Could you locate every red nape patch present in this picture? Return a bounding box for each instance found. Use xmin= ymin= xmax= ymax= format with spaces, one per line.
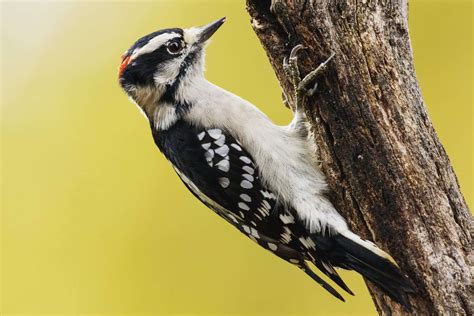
xmin=118 ymin=55 xmax=132 ymax=78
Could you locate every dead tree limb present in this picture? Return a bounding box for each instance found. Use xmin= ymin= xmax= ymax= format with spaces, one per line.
xmin=245 ymin=1 xmax=472 ymax=314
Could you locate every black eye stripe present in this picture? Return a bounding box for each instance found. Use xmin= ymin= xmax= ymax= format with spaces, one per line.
xmin=120 ymin=44 xmax=179 ymax=86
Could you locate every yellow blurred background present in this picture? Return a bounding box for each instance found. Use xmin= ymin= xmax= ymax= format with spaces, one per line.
xmin=1 ymin=0 xmax=471 ymax=315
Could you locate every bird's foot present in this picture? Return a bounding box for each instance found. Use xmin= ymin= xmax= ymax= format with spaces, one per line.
xmin=283 ymin=45 xmax=335 ymax=112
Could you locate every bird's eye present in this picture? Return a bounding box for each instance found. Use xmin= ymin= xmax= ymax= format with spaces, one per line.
xmin=166 ymin=41 xmax=184 ymax=54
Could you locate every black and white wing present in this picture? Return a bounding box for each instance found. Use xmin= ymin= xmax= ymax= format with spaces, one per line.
xmin=152 ymin=120 xmax=351 ymax=300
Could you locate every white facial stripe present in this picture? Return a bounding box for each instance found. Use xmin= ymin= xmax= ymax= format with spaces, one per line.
xmin=183 ymin=27 xmax=201 ymax=44
xmin=132 ymin=32 xmax=180 ymax=59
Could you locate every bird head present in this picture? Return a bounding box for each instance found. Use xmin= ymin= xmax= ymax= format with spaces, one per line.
xmin=118 ymin=18 xmax=225 ymax=114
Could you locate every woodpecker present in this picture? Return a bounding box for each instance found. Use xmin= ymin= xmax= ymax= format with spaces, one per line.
xmin=118 ymin=18 xmax=414 ymax=306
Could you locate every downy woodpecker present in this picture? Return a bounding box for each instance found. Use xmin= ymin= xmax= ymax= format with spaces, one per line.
xmin=118 ymin=18 xmax=414 ymax=306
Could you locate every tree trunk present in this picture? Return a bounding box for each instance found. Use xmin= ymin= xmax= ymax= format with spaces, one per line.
xmin=245 ymin=0 xmax=472 ymax=314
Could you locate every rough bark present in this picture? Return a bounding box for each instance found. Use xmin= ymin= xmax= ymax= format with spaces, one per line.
xmin=245 ymin=0 xmax=472 ymax=314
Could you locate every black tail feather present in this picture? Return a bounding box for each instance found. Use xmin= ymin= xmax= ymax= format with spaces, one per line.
xmin=309 ymin=232 xmax=415 ymax=308
xmin=333 ymin=234 xmax=415 ymax=309
xmin=300 ymin=262 xmax=345 ymax=302
xmin=310 ymin=256 xmax=354 ymax=295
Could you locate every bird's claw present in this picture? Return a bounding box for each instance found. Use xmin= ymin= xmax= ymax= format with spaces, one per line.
xmin=282 ymin=44 xmax=335 ymax=111
xmin=289 ymin=44 xmax=305 ymax=59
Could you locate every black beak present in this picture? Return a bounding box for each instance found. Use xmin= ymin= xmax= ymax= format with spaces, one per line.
xmin=197 ymin=17 xmax=226 ymax=44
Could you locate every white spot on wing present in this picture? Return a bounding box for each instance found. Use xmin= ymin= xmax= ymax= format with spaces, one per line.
xmin=280 ymin=232 xmax=292 ymax=244
xmin=280 ymin=213 xmax=295 ymax=224
xmin=242 ymin=165 xmax=254 ymax=175
xmin=201 ymin=143 xmax=211 ymax=150
xmin=262 ymin=200 xmax=271 ymax=210
xmin=197 ymin=131 xmax=205 ymax=140
xmin=205 ymin=149 xmax=214 ymax=166
xmin=298 ymin=236 xmax=316 ymax=249
xmin=239 ymin=156 xmax=252 ymax=164
xmin=261 ymin=190 xmax=276 ymax=199
xmin=250 ymin=227 xmax=260 ymax=238
xmin=205 ymin=149 xmax=214 ymax=160
xmin=267 ymin=243 xmax=278 ymax=251
xmin=240 ymin=193 xmax=251 ymax=202
xmin=215 ymin=145 xmax=229 ymax=157
xmin=238 ymin=202 xmax=250 ymax=211
xmin=240 ymin=180 xmax=253 ymax=189
xmin=214 ymin=135 xmax=225 ymax=146
xmin=207 ymin=128 xmax=222 ymax=139
xmin=280 ymin=226 xmax=292 ymax=244
xmin=231 ymin=143 xmax=242 ymax=151
xmin=257 ymin=206 xmax=270 ymax=217
xmin=242 ymin=174 xmax=254 ymax=182
xmin=219 ymin=177 xmax=230 ymax=188
xmin=215 ymin=159 xmax=230 ymax=172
